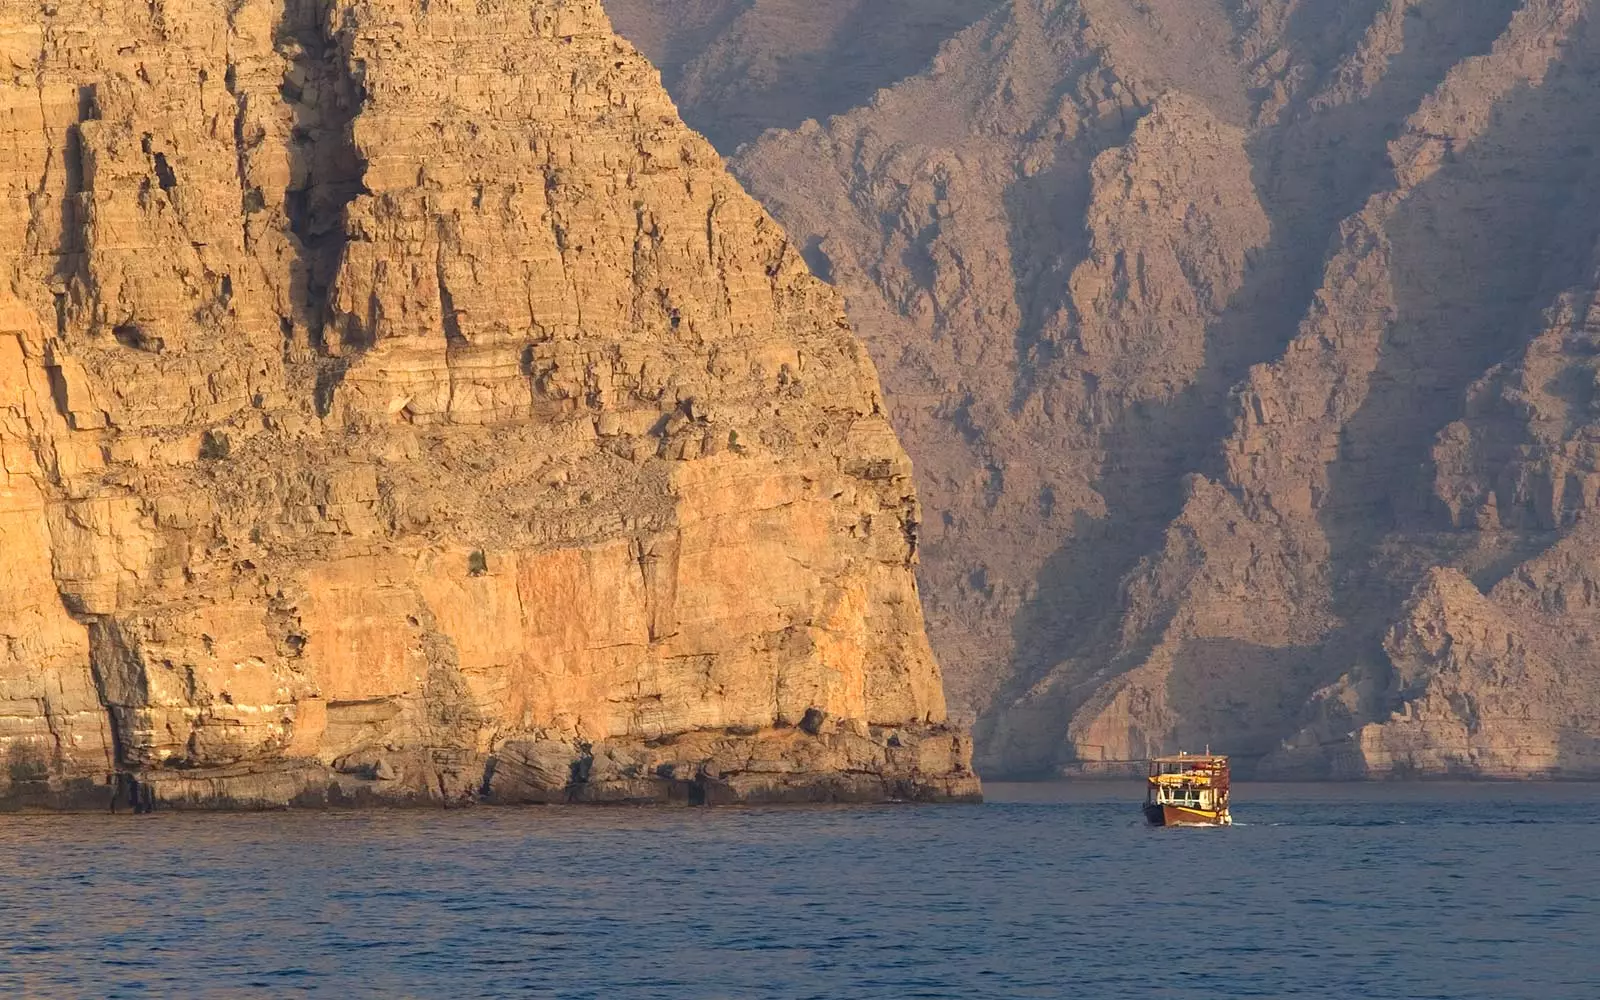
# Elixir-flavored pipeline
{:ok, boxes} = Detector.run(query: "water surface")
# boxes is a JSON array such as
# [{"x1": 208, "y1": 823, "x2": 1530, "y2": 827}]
[{"x1": 2, "y1": 782, "x2": 1596, "y2": 997}]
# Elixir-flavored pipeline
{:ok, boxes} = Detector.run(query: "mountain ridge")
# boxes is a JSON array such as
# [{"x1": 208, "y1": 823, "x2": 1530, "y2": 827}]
[{"x1": 609, "y1": 0, "x2": 1600, "y2": 778}]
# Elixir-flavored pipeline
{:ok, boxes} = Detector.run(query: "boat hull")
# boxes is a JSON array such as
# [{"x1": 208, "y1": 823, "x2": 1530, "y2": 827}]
[{"x1": 1144, "y1": 803, "x2": 1230, "y2": 827}]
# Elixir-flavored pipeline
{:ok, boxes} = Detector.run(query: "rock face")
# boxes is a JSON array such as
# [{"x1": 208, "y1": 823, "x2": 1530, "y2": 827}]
[
  {"x1": 0, "y1": 0, "x2": 978, "y2": 808},
  {"x1": 610, "y1": 0, "x2": 1600, "y2": 778}
]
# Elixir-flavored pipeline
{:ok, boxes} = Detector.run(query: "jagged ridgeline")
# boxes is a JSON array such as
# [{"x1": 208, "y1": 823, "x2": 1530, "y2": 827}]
[
  {"x1": 0, "y1": 0, "x2": 979, "y2": 808},
  {"x1": 609, "y1": 0, "x2": 1600, "y2": 779}
]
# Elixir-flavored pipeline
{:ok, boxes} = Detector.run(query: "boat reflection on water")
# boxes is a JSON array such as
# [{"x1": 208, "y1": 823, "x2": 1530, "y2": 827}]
[{"x1": 1144, "y1": 752, "x2": 1232, "y2": 827}]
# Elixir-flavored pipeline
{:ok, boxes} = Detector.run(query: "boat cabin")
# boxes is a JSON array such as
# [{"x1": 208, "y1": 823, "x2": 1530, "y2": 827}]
[{"x1": 1144, "y1": 752, "x2": 1231, "y2": 827}]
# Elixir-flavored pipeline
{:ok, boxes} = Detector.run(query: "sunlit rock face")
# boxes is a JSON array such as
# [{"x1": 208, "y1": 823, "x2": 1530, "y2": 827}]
[{"x1": 0, "y1": 0, "x2": 977, "y2": 808}]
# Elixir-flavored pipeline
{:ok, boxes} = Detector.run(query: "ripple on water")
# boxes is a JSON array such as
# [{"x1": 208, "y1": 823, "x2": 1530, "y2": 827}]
[{"x1": 0, "y1": 785, "x2": 1596, "y2": 998}]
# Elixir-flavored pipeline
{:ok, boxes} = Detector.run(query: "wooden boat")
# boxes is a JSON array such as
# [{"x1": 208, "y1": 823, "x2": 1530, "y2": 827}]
[{"x1": 1143, "y1": 752, "x2": 1231, "y2": 827}]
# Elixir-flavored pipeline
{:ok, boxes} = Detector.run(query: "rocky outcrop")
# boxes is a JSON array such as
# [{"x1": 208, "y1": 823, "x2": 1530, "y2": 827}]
[
  {"x1": 1268, "y1": 564, "x2": 1600, "y2": 778},
  {"x1": 0, "y1": 0, "x2": 977, "y2": 809},
  {"x1": 611, "y1": 0, "x2": 1600, "y2": 778}
]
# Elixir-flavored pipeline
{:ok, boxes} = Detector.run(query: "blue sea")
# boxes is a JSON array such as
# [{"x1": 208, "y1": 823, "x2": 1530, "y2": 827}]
[{"x1": 2, "y1": 783, "x2": 1597, "y2": 998}]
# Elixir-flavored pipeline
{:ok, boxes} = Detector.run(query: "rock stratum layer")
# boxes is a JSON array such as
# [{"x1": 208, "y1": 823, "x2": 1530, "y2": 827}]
[
  {"x1": 610, "y1": 0, "x2": 1600, "y2": 778},
  {"x1": 0, "y1": 0, "x2": 979, "y2": 808}
]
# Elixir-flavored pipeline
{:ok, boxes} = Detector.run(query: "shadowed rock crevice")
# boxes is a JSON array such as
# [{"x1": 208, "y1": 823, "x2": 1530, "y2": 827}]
[
  {"x1": 1160, "y1": 638, "x2": 1331, "y2": 761},
  {"x1": 1277, "y1": 0, "x2": 1392, "y2": 86},
  {"x1": 610, "y1": 0, "x2": 1006, "y2": 150},
  {"x1": 277, "y1": 0, "x2": 368, "y2": 352},
  {"x1": 1003, "y1": 100, "x2": 1138, "y2": 404}
]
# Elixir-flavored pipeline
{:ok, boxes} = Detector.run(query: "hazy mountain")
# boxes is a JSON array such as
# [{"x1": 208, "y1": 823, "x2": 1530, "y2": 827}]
[{"x1": 611, "y1": 0, "x2": 1600, "y2": 777}]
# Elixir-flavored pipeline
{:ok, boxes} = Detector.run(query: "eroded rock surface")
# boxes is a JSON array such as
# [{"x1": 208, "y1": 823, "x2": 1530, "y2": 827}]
[
  {"x1": 612, "y1": 0, "x2": 1600, "y2": 778},
  {"x1": 0, "y1": 0, "x2": 977, "y2": 808}
]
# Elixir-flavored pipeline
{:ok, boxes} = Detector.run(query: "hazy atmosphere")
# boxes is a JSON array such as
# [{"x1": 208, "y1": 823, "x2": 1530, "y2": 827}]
[{"x1": 2, "y1": 0, "x2": 1597, "y2": 996}]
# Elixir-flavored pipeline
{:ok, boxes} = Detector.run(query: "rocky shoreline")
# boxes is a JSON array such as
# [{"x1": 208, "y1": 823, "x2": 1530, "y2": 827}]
[{"x1": 3, "y1": 722, "x2": 981, "y2": 812}]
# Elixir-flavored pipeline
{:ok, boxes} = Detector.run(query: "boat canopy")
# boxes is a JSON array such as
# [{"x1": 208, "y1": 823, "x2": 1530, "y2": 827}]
[
  {"x1": 1148, "y1": 754, "x2": 1230, "y2": 784},
  {"x1": 1149, "y1": 754, "x2": 1227, "y2": 770}
]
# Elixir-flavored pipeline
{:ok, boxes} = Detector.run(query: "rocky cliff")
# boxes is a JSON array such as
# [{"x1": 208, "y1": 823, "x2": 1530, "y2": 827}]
[
  {"x1": 0, "y1": 0, "x2": 978, "y2": 808},
  {"x1": 610, "y1": 0, "x2": 1600, "y2": 778}
]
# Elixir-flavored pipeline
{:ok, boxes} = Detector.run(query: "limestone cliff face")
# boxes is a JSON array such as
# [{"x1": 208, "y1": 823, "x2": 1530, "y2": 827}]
[
  {"x1": 611, "y1": 0, "x2": 1600, "y2": 778},
  {"x1": 0, "y1": 0, "x2": 977, "y2": 808}
]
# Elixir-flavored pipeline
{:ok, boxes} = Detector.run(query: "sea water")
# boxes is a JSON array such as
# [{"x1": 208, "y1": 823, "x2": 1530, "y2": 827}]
[{"x1": 2, "y1": 782, "x2": 1596, "y2": 998}]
